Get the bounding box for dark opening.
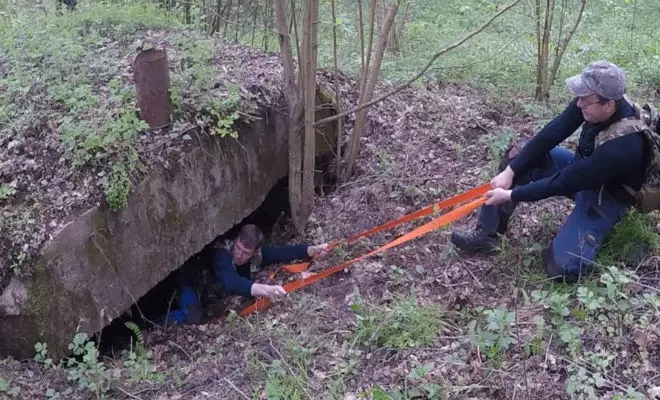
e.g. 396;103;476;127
95;177;292;356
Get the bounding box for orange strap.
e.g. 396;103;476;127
238;194;488;317
267;183;491;279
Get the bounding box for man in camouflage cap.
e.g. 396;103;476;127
451;60;648;282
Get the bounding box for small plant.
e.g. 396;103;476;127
478;128;517;174
0;184;16;199
352;291;443;348
121;322;164;383
104;165;131;211
46;388;60;399
597;211;660;267
468;306;516;365
263;359;308;400
0;378;20;398
523;315;547;357
66;332;111;399
207;85;241;138
365;364;443;399
34;342;53;368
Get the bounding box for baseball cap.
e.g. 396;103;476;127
565;60;626;100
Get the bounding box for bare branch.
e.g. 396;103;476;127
549;0;587;85
314;0;522;128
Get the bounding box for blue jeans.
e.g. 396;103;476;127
154;285;202;326
478;146;629;279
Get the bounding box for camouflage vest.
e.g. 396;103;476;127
200;239;264;303
595;96;660;213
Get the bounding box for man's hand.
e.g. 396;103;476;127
485;188;512;205
490;165;515;190
307;243;330;258
251;283;286;298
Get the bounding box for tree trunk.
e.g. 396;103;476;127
377;0;399;53
331;0;343;177
340;0;399;182
549;0;587;86
535;0;554;102
534;0;586;101
298;0;319;229
273;0;304;230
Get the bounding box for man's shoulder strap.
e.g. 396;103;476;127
596;95;654;146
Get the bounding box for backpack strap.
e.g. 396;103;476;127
596;117;648;147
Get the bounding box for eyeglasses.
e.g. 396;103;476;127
577;96;606;108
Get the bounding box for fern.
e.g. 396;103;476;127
124;321;144;356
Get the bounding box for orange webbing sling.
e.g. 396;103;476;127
268;183;491;278
238;184;489;317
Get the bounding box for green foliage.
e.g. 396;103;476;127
208;88;241;138
104;164;131;211
0;377;20;398
366;363;444;399
120;321;163;383
66;332;112;399
34;342;53;368
479;128;517;175
46;388;61;399
531;265;659;398
468;305;516;365
352;290;443;348
263;359;307;400
597;210;660;267
0;184;16;200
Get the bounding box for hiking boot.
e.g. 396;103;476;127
450;229;499;254
184;302;203;325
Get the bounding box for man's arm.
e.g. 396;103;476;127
510;133;645;202
260;244;311;265
508;98;584;175
211;249;255;297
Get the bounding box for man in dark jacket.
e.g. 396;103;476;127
161;224;329;325
451;60;648;282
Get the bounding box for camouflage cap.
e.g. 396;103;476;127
565;60;626;100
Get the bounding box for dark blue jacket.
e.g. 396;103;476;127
212;244;309;297
510;97;648;204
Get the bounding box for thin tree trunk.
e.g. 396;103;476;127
534;0;542;100
274;0;303;228
535;0;554;102
549;0;587;86
235;0;241;43
299;0;319;227
184;0;191;24
357;0;365;80
340;0;399;182
315;0;521;128
264;0;270;50
331;0;343;175
397;2;410;49
251;0;258;45
360;0;377;101
223;0;233;39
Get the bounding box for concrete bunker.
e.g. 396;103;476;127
0;93;338;360
95;176;292;355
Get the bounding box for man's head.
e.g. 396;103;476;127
565;60;625;123
232;224;263;265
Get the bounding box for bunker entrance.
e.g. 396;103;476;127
95;177;291;356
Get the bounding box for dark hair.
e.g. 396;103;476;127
237;224;263;249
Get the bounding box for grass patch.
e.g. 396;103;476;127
351;290;446;348
597;211;660;267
